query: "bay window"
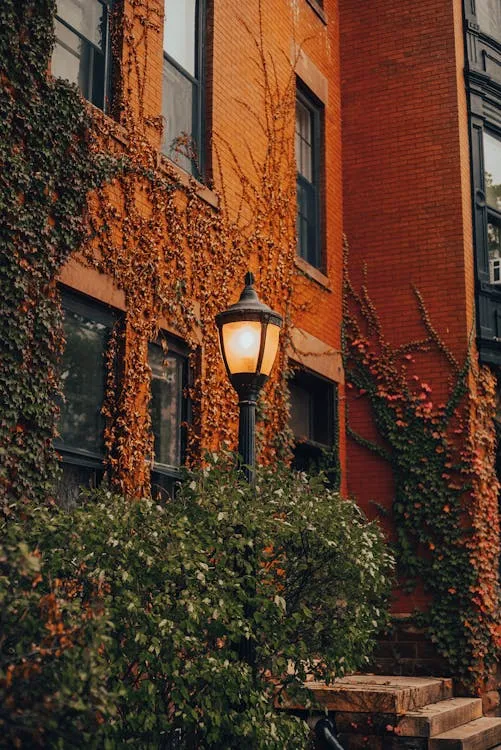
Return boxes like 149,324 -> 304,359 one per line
484,131 -> 501,286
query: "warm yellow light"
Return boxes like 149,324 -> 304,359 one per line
259,323 -> 280,376
222,321 -> 262,374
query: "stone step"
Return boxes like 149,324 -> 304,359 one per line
397,698 -> 483,738
429,717 -> 501,750
285,676 -> 453,714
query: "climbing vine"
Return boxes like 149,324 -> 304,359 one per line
343,238 -> 501,689
1,0 -> 307,505
0,0 -> 109,510
79,0 -> 301,496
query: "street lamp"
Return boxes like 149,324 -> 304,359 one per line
215,272 -> 283,485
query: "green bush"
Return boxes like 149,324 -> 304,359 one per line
0,458 -> 393,748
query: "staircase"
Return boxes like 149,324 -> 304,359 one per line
284,676 -> 501,750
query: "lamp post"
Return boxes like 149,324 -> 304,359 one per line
215,272 -> 283,485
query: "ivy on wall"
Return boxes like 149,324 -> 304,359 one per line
79,0 -> 302,496
0,0 -> 313,505
0,0 -> 109,509
343,239 -> 501,689
0,0 -> 328,505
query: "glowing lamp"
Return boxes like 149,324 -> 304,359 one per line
215,272 -> 282,484
216,272 -> 282,396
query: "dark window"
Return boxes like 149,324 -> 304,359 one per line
56,295 -> 189,504
484,131 -> 501,285
162,0 -> 205,177
149,336 -> 189,497
52,0 -> 111,111
289,367 -> 337,475
55,292 -> 114,504
476,0 -> 501,40
296,85 -> 323,269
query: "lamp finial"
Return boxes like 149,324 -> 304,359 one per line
244,271 -> 255,288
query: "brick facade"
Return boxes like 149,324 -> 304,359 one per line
56,0 -> 346,492
339,0 -> 478,610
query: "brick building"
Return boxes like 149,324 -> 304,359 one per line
50,0 -> 345,502
31,0 -> 501,698
340,0 -> 501,685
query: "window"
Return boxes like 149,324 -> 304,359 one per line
52,0 -> 111,111
289,367 -> 337,474
484,131 -> 501,285
476,0 -> 501,40
55,292 -> 114,504
149,337 -> 189,495
162,0 -> 205,177
296,84 -> 323,269
56,293 -> 189,503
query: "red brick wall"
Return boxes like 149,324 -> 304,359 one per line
339,0 -> 474,608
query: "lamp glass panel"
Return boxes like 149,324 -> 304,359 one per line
221,321 -> 262,374
259,323 -> 280,376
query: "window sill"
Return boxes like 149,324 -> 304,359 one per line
55,446 -> 105,469
158,155 -> 219,209
85,104 -> 219,210
294,437 -> 332,451
295,256 -> 331,290
304,0 -> 327,24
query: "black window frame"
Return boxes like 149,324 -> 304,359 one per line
161,0 -> 206,179
483,129 -> 501,267
53,0 -> 112,112
55,288 -> 117,499
473,122 -> 501,296
289,365 -> 337,473
149,332 -> 190,494
56,291 -> 191,500
296,81 -> 324,270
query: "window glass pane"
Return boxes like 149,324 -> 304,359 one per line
476,0 -> 501,40
149,344 -> 184,468
58,307 -> 109,454
488,217 -> 501,284
297,178 -> 317,265
484,132 -> 501,210
57,0 -> 104,50
289,370 -> 334,446
53,2 -> 107,108
162,59 -> 196,173
296,100 -> 312,182
52,19 -> 82,88
312,382 -> 331,445
290,381 -> 311,439
163,0 -> 196,76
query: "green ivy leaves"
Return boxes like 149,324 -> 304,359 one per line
0,0 -> 106,510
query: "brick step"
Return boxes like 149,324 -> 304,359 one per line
397,698 -> 483,738
285,676 -> 453,713
429,717 -> 501,750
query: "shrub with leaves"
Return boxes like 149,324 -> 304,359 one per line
1,458 -> 393,748
0,515 -> 113,748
